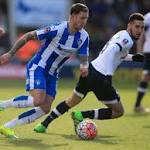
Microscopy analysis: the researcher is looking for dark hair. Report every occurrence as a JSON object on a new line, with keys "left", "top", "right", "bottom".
{"left": 70, "top": 3, "right": 89, "bottom": 15}
{"left": 128, "top": 13, "right": 144, "bottom": 22}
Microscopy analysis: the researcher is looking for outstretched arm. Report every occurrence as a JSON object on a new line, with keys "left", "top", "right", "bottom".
{"left": 9, "top": 31, "right": 37, "bottom": 56}
{"left": 0, "top": 31, "right": 38, "bottom": 65}
{"left": 124, "top": 53, "right": 144, "bottom": 62}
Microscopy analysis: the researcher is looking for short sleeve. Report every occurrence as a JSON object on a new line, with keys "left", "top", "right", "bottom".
{"left": 36, "top": 25, "right": 58, "bottom": 41}
{"left": 115, "top": 35, "right": 131, "bottom": 51}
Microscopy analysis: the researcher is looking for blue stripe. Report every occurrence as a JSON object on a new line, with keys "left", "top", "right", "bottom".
{"left": 27, "top": 31, "right": 57, "bottom": 68}
{"left": 13, "top": 96, "right": 28, "bottom": 102}
{"left": 54, "top": 57, "right": 69, "bottom": 76}
{"left": 38, "top": 29, "right": 58, "bottom": 40}
{"left": 58, "top": 28, "right": 69, "bottom": 45}
{"left": 18, "top": 109, "right": 36, "bottom": 119}
{"left": 72, "top": 32, "right": 81, "bottom": 48}
{"left": 78, "top": 37, "right": 89, "bottom": 55}
{"left": 45, "top": 51, "right": 59, "bottom": 72}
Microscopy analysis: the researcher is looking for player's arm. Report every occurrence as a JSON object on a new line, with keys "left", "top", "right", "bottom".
{"left": 0, "top": 31, "right": 37, "bottom": 65}
{"left": 79, "top": 55, "right": 89, "bottom": 77}
{"left": 9, "top": 31, "right": 38, "bottom": 56}
{"left": 78, "top": 36, "right": 89, "bottom": 77}
{"left": 124, "top": 53, "right": 144, "bottom": 62}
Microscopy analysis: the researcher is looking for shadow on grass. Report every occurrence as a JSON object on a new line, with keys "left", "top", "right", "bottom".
{"left": 0, "top": 137, "right": 68, "bottom": 150}
{"left": 124, "top": 112, "right": 150, "bottom": 118}
{"left": 142, "top": 125, "right": 150, "bottom": 129}
{"left": 46, "top": 132, "right": 121, "bottom": 145}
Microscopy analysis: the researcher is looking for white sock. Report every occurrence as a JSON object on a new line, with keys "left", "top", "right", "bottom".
{"left": 4, "top": 107, "right": 45, "bottom": 128}
{"left": 0, "top": 95, "right": 34, "bottom": 108}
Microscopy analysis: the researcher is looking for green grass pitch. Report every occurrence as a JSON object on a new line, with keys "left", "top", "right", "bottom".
{"left": 0, "top": 77, "right": 150, "bottom": 150}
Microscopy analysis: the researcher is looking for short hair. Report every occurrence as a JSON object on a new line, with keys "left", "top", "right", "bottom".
{"left": 70, "top": 3, "right": 89, "bottom": 15}
{"left": 128, "top": 13, "right": 144, "bottom": 23}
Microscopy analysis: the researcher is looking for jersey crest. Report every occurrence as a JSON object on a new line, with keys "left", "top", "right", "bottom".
{"left": 122, "top": 39, "right": 129, "bottom": 45}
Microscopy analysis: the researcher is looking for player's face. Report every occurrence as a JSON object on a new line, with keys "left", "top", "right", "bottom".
{"left": 71, "top": 11, "right": 89, "bottom": 31}
{"left": 128, "top": 20, "right": 144, "bottom": 40}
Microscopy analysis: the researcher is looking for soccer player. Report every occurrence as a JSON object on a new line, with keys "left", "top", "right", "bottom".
{"left": 134, "top": 12, "right": 150, "bottom": 113}
{"left": 34, "top": 13, "right": 145, "bottom": 133}
{"left": 0, "top": 3, "right": 89, "bottom": 138}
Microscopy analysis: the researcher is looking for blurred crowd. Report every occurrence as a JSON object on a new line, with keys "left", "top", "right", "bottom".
{"left": 0, "top": 0, "right": 150, "bottom": 63}
{"left": 0, "top": 0, "right": 9, "bottom": 54}
{"left": 74, "top": 0, "right": 150, "bottom": 59}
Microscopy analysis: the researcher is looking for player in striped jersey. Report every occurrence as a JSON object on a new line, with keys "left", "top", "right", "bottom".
{"left": 0, "top": 3, "right": 89, "bottom": 138}
{"left": 33, "top": 13, "right": 145, "bottom": 134}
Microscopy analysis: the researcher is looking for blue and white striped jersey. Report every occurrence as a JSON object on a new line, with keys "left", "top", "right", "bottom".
{"left": 27, "top": 21, "right": 89, "bottom": 78}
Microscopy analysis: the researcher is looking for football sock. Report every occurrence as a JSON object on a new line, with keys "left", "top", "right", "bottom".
{"left": 81, "top": 108, "right": 112, "bottom": 120}
{"left": 42, "top": 101, "right": 70, "bottom": 128}
{"left": 135, "top": 81, "right": 148, "bottom": 107}
{"left": 0, "top": 95, "right": 34, "bottom": 108}
{"left": 4, "top": 107, "right": 45, "bottom": 128}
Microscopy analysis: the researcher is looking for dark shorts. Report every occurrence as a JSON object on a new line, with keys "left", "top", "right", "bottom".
{"left": 74, "top": 64, "right": 120, "bottom": 104}
{"left": 143, "top": 53, "right": 150, "bottom": 71}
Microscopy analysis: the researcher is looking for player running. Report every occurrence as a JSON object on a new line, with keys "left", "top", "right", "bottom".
{"left": 34, "top": 13, "right": 145, "bottom": 134}
{"left": 0, "top": 3, "right": 89, "bottom": 138}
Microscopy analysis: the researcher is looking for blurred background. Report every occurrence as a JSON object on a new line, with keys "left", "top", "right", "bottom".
{"left": 0, "top": 0, "right": 149, "bottom": 80}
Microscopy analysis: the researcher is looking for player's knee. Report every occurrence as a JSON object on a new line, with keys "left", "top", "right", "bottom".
{"left": 66, "top": 95, "right": 82, "bottom": 108}
{"left": 33, "top": 98, "right": 45, "bottom": 106}
{"left": 40, "top": 100, "right": 52, "bottom": 114}
{"left": 117, "top": 108, "right": 124, "bottom": 117}
{"left": 42, "top": 107, "right": 51, "bottom": 114}
{"left": 112, "top": 105, "right": 124, "bottom": 118}
{"left": 33, "top": 94, "right": 47, "bottom": 106}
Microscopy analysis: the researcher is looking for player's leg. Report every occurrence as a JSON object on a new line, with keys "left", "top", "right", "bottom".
{"left": 3, "top": 67, "right": 58, "bottom": 126}
{"left": 0, "top": 67, "right": 55, "bottom": 137}
{"left": 134, "top": 53, "right": 150, "bottom": 112}
{"left": 72, "top": 102, "right": 123, "bottom": 124}
{"left": 0, "top": 66, "right": 46, "bottom": 110}
{"left": 34, "top": 73, "right": 89, "bottom": 133}
{"left": 0, "top": 95, "right": 35, "bottom": 111}
{"left": 34, "top": 91, "right": 84, "bottom": 133}
{"left": 134, "top": 71, "right": 150, "bottom": 112}
{"left": 72, "top": 76, "right": 123, "bottom": 121}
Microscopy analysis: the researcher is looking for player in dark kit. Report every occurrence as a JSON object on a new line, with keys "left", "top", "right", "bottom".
{"left": 34, "top": 13, "right": 145, "bottom": 133}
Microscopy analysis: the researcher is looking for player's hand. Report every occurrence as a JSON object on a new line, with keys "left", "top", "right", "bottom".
{"left": 80, "top": 67, "right": 88, "bottom": 77}
{"left": 0, "top": 52, "right": 12, "bottom": 65}
{"left": 132, "top": 53, "right": 144, "bottom": 62}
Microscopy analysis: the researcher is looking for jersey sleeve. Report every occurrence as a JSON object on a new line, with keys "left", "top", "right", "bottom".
{"left": 115, "top": 35, "right": 132, "bottom": 51}
{"left": 78, "top": 36, "right": 89, "bottom": 56}
{"left": 36, "top": 25, "right": 58, "bottom": 41}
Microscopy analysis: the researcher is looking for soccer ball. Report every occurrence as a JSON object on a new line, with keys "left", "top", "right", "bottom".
{"left": 76, "top": 119, "right": 98, "bottom": 140}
